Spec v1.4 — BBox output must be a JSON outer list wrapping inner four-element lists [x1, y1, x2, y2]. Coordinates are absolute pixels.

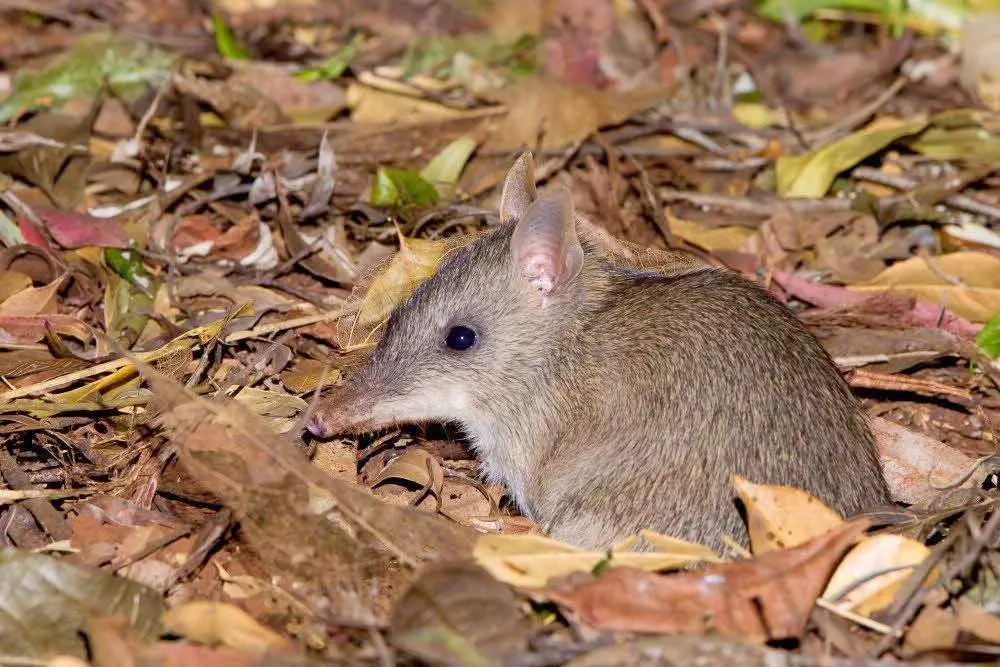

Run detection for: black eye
[[446, 325, 477, 351]]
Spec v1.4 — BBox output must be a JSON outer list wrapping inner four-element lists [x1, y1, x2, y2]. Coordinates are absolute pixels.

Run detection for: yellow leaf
[[342, 232, 453, 347], [0, 271, 32, 303], [0, 274, 66, 316], [823, 534, 935, 616], [847, 251, 1000, 322], [161, 600, 288, 653], [776, 117, 929, 198], [347, 83, 475, 124], [667, 214, 756, 252], [732, 102, 786, 129], [732, 475, 845, 555], [474, 532, 720, 589]]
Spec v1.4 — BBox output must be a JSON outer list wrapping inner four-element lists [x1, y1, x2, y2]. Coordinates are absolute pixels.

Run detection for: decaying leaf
[[542, 520, 868, 641], [373, 448, 445, 503], [482, 77, 668, 151], [848, 251, 1000, 322], [732, 476, 845, 554], [0, 550, 164, 660], [823, 533, 935, 617], [390, 561, 530, 664], [474, 532, 722, 589], [339, 232, 459, 349], [871, 416, 978, 504], [161, 601, 290, 653], [139, 358, 474, 625]]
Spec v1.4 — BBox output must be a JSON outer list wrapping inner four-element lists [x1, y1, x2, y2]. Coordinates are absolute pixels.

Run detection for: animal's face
[[306, 152, 586, 439]]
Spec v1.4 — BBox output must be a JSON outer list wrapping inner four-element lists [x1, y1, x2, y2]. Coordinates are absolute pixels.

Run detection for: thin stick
[[0, 308, 345, 402], [815, 598, 899, 636]]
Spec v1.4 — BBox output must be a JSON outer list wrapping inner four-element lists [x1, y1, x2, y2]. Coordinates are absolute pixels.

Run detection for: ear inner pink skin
[[510, 188, 584, 296]]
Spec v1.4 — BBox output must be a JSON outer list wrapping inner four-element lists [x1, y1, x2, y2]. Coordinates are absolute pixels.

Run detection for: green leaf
[[906, 110, 1000, 162], [297, 34, 363, 82], [104, 246, 150, 288], [212, 11, 250, 61], [754, 0, 903, 24], [371, 167, 439, 207], [977, 311, 1000, 359], [0, 209, 25, 246], [104, 271, 154, 349], [776, 119, 929, 198], [0, 34, 173, 123], [420, 136, 478, 198], [0, 549, 164, 659]]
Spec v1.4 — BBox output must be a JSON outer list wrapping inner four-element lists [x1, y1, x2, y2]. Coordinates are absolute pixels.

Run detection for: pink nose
[[304, 414, 330, 438]]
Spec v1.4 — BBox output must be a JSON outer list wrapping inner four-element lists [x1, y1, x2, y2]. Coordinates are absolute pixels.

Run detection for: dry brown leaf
[[144, 362, 474, 626], [161, 601, 289, 653], [542, 520, 868, 642], [390, 561, 530, 664], [280, 358, 337, 394], [665, 214, 756, 253], [871, 417, 977, 504], [0, 271, 32, 303], [347, 83, 476, 124], [956, 599, 1000, 643], [482, 77, 668, 151], [475, 532, 722, 589], [0, 314, 92, 343], [848, 252, 1000, 322], [732, 476, 844, 554], [822, 533, 934, 616], [340, 232, 455, 348], [0, 274, 65, 316], [901, 590, 958, 657], [373, 448, 445, 502]]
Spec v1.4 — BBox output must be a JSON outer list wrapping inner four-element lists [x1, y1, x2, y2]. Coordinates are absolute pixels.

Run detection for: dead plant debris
[[0, 0, 999, 665]]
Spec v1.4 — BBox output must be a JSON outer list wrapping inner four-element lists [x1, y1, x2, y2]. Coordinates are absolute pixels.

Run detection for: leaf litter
[[0, 0, 999, 665]]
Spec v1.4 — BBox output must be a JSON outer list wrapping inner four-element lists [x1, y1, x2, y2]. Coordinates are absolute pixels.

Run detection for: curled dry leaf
[[0, 273, 65, 316], [390, 561, 530, 664], [373, 448, 445, 504], [339, 232, 458, 349], [871, 416, 978, 504], [822, 533, 934, 617], [542, 520, 868, 642], [732, 476, 845, 554], [848, 251, 1000, 323], [474, 532, 722, 589]]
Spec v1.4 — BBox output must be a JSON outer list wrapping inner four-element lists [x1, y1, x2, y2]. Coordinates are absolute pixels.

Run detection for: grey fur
[[308, 158, 891, 552]]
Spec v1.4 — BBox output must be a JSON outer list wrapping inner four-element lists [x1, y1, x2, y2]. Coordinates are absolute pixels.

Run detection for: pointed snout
[[304, 382, 380, 439]]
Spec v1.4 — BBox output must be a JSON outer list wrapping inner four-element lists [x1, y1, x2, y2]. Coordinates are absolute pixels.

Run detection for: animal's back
[[530, 264, 890, 550]]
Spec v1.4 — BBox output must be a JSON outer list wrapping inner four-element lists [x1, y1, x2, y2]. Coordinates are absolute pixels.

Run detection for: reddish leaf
[[0, 314, 92, 343], [17, 217, 53, 251], [542, 520, 868, 642], [34, 207, 130, 249]]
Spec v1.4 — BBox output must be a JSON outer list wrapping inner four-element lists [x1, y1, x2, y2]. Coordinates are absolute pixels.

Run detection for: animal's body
[[307, 153, 891, 550]]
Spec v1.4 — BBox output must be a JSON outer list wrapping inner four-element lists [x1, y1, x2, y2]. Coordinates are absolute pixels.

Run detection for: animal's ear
[[510, 188, 583, 296], [499, 152, 537, 223]]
